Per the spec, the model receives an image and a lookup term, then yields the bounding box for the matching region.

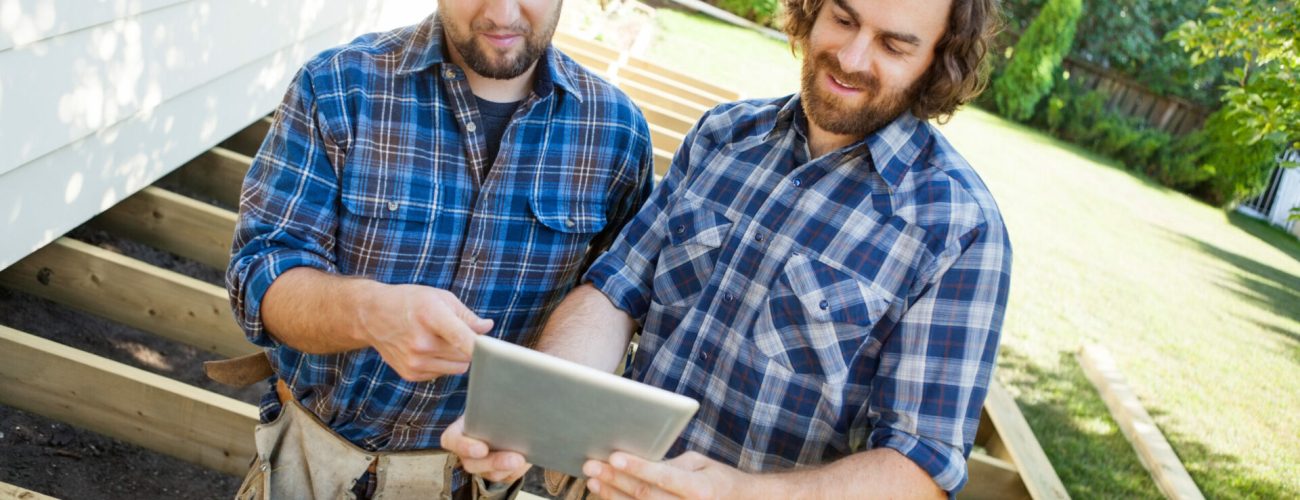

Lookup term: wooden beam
[623,57,741,101]
[553,32,622,63]
[649,123,685,156]
[1079,345,1205,500]
[619,64,728,108]
[0,482,58,500]
[0,325,258,477]
[219,116,273,157]
[619,79,711,121]
[654,148,673,177]
[163,146,251,208]
[639,101,697,136]
[985,381,1072,499]
[90,187,238,270]
[0,238,256,358]
[966,452,1031,500]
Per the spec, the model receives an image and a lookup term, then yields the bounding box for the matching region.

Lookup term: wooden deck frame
[163,146,252,208]
[90,186,238,270]
[0,325,257,477]
[0,237,254,358]
[1,481,57,500]
[219,117,273,157]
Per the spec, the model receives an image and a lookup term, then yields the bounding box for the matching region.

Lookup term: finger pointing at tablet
[443,416,532,483]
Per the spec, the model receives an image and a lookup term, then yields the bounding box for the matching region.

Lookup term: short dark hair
[781,0,1002,122]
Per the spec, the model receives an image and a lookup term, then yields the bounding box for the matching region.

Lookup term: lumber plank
[985,380,1072,499]
[649,123,685,156]
[0,238,255,358]
[654,148,674,177]
[619,79,712,121]
[966,452,1031,500]
[1079,345,1205,500]
[164,146,252,208]
[219,116,274,157]
[0,325,258,477]
[0,482,58,500]
[553,32,623,63]
[639,100,699,136]
[619,63,729,108]
[624,56,741,101]
[90,187,238,270]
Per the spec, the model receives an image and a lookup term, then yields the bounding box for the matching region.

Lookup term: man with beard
[222,0,653,496]
[447,0,1010,497]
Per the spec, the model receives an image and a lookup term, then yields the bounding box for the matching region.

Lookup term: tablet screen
[464,336,699,477]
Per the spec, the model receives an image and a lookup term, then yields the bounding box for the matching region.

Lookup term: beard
[799,51,924,137]
[440,5,560,80]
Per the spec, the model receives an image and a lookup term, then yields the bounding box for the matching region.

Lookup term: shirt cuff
[869,427,968,495]
[583,252,650,324]
[235,249,335,348]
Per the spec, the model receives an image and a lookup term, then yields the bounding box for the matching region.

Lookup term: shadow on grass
[996,347,1161,499]
[1227,211,1300,263]
[1161,227,1300,361]
[998,346,1298,498]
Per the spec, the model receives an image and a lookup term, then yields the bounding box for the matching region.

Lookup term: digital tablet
[464,335,699,478]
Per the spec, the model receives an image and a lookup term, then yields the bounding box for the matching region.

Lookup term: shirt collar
[771,94,930,189]
[396,13,584,101]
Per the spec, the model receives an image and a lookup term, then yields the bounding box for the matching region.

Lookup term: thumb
[450,301,493,334]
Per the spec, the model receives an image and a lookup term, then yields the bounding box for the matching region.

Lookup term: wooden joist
[623,56,741,102]
[619,63,729,108]
[649,123,685,157]
[0,482,58,500]
[0,325,258,477]
[164,146,252,208]
[967,452,1030,500]
[1079,345,1203,500]
[619,79,712,121]
[0,237,255,358]
[90,186,238,270]
[219,117,273,157]
[983,381,1071,499]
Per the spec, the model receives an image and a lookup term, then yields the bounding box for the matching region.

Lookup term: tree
[992,0,1083,121]
[1170,0,1300,203]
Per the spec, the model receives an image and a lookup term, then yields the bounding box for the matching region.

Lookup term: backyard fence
[1062,58,1210,136]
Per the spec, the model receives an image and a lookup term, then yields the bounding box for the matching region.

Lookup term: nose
[836,34,874,75]
[481,0,521,28]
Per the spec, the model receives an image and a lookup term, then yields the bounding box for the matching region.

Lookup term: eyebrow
[828,0,924,47]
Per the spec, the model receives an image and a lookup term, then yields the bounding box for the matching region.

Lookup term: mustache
[816,52,878,91]
[470,19,530,35]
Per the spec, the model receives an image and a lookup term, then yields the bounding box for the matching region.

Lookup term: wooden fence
[1061,58,1211,136]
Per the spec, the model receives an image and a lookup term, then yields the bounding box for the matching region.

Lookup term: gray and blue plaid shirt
[586,96,1011,494]
[227,13,653,460]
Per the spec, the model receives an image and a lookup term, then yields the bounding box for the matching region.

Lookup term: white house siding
[1271,150,1300,238]
[0,0,431,269]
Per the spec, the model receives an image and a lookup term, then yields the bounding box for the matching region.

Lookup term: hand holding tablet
[463,336,699,478]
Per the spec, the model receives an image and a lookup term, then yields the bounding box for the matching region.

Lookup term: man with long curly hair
[447,0,1011,497]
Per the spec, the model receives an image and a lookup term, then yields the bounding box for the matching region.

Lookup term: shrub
[716,0,780,27]
[991,0,1083,121]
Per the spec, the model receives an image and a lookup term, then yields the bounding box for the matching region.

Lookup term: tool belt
[211,353,513,499]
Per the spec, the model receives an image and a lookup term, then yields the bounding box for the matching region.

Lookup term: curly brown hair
[782,0,1002,122]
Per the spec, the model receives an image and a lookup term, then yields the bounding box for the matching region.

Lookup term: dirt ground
[0,226,257,498]
[0,227,561,498]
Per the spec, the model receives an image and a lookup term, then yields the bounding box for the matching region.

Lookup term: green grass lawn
[644,8,1300,499]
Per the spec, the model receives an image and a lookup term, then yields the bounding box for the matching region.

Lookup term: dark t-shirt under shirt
[475,96,522,171]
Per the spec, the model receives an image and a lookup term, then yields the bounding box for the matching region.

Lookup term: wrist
[345,278,386,346]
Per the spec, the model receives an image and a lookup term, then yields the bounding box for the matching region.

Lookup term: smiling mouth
[830,74,861,91]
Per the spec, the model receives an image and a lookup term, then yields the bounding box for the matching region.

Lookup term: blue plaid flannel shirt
[585,96,1011,494]
[226,14,653,463]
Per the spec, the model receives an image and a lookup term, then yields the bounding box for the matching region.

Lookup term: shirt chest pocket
[336,167,441,273]
[651,199,733,308]
[759,253,892,378]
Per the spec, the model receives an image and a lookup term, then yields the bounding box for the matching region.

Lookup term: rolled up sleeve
[867,221,1012,495]
[226,67,342,347]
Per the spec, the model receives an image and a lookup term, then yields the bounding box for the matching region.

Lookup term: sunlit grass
[640,8,800,99]
[644,9,1300,498]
